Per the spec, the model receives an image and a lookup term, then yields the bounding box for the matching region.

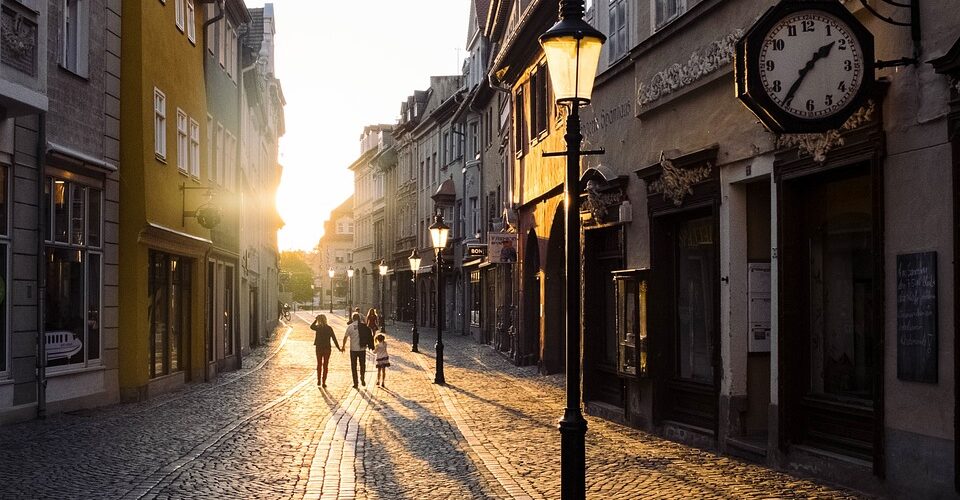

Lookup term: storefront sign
[896,252,938,383]
[487,233,517,264]
[466,245,488,258]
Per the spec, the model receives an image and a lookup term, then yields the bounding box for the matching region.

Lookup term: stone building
[238,3,284,349]
[40,0,123,415]
[315,196,353,312]
[349,125,393,316]
[487,0,959,496]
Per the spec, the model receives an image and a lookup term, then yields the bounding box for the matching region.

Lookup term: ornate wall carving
[774,101,876,162]
[0,6,37,76]
[582,179,625,224]
[636,30,743,110]
[647,159,713,207]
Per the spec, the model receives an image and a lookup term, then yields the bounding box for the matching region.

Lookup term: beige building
[349,125,393,314]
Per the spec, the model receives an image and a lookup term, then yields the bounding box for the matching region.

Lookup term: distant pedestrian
[365,308,379,334]
[310,314,341,388]
[341,312,373,388]
[347,307,361,324]
[373,334,390,387]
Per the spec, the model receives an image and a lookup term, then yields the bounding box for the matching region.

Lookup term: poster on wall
[487,233,518,264]
[748,262,771,353]
[896,252,938,383]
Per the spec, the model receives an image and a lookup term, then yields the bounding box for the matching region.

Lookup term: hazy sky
[246,0,473,251]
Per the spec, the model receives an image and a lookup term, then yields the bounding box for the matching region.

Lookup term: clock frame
[735,0,875,134]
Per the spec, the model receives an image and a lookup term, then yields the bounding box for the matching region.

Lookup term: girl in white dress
[374,334,390,387]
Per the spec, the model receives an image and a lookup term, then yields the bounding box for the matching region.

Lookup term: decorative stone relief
[775,101,876,163]
[0,8,36,74]
[636,30,743,109]
[648,159,713,207]
[951,76,960,95]
[582,179,624,224]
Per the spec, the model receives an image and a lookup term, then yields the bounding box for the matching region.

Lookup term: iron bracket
[859,0,921,68]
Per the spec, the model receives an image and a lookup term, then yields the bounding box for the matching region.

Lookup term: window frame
[189,118,200,179]
[653,0,687,32]
[154,88,167,161]
[175,0,184,32]
[176,109,188,173]
[186,0,196,43]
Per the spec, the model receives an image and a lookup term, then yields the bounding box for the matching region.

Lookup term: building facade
[315,196,353,312]
[349,125,392,316]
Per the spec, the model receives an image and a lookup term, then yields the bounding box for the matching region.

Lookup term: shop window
[45,176,102,370]
[149,251,192,377]
[614,269,650,377]
[676,215,715,383]
[470,270,481,327]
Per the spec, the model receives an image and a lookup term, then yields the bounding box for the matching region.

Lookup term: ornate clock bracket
[858,0,921,68]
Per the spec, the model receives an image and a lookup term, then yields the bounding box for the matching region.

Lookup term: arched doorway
[542,205,565,374]
[520,229,541,366]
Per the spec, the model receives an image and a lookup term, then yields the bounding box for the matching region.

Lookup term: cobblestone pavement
[0,312,869,499]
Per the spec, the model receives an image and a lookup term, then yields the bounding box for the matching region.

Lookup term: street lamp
[327,268,335,313]
[408,248,422,352]
[379,259,388,332]
[347,266,355,317]
[429,211,450,385]
[540,2,605,498]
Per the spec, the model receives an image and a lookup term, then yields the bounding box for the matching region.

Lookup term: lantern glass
[541,34,604,104]
[430,222,450,250]
[327,268,335,279]
[347,267,354,278]
[408,250,421,273]
[379,260,388,276]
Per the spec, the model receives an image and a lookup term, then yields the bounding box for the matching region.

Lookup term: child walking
[374,333,390,387]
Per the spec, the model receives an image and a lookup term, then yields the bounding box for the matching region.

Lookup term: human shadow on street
[355,376,491,498]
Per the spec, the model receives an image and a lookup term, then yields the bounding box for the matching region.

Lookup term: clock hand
[783,41,836,108]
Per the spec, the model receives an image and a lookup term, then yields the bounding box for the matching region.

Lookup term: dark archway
[542,204,566,374]
[520,229,541,366]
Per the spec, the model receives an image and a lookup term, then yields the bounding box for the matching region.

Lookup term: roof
[246,8,265,51]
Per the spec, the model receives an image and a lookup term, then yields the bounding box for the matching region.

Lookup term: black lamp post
[327,268,335,314]
[429,211,450,385]
[379,259,388,332]
[408,249,422,352]
[347,266,354,317]
[539,1,605,498]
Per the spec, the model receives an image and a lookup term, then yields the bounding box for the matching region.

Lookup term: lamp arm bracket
[858,0,921,63]
[542,148,605,158]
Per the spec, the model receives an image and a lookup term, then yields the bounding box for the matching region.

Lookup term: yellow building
[119,0,213,399]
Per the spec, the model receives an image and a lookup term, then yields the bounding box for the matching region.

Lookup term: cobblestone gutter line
[303,387,371,499]
[122,371,316,500]
[410,351,543,500]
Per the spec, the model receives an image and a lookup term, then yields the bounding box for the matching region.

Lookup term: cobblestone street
[0,312,869,499]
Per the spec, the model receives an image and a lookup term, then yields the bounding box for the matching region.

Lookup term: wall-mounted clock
[735,0,875,134]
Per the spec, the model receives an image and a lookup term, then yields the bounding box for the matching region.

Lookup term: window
[217,19,225,67]
[654,0,685,31]
[189,118,200,178]
[515,88,527,155]
[176,109,188,172]
[149,251,191,377]
[528,73,538,142]
[206,4,214,54]
[154,89,166,160]
[216,123,224,185]
[44,177,103,370]
[186,0,196,42]
[226,23,237,78]
[609,0,628,60]
[61,0,88,76]
[535,65,549,135]
[175,0,184,31]
[0,167,8,373]
[470,121,479,159]
[206,115,213,180]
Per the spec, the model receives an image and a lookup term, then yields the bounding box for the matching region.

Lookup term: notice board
[896,252,937,383]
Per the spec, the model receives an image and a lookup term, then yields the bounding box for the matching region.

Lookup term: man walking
[341,312,373,388]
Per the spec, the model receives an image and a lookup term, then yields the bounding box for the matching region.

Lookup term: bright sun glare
[262,0,472,251]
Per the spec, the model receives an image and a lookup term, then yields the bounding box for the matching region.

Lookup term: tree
[279,251,315,303]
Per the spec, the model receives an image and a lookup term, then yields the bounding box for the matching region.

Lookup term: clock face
[758,10,864,120]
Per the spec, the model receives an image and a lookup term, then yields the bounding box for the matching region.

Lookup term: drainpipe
[202,0,225,33]
[36,112,47,419]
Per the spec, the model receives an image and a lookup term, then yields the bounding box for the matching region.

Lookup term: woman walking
[365,308,380,334]
[311,314,341,388]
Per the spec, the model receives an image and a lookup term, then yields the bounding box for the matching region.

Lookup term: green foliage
[279,251,315,303]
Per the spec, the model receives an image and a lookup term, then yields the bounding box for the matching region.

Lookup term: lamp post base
[434,340,445,384]
[412,325,419,352]
[559,409,587,499]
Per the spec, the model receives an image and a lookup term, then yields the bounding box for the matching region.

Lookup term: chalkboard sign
[896,252,938,383]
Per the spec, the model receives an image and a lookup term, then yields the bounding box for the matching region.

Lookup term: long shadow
[353,378,493,498]
[442,382,553,430]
